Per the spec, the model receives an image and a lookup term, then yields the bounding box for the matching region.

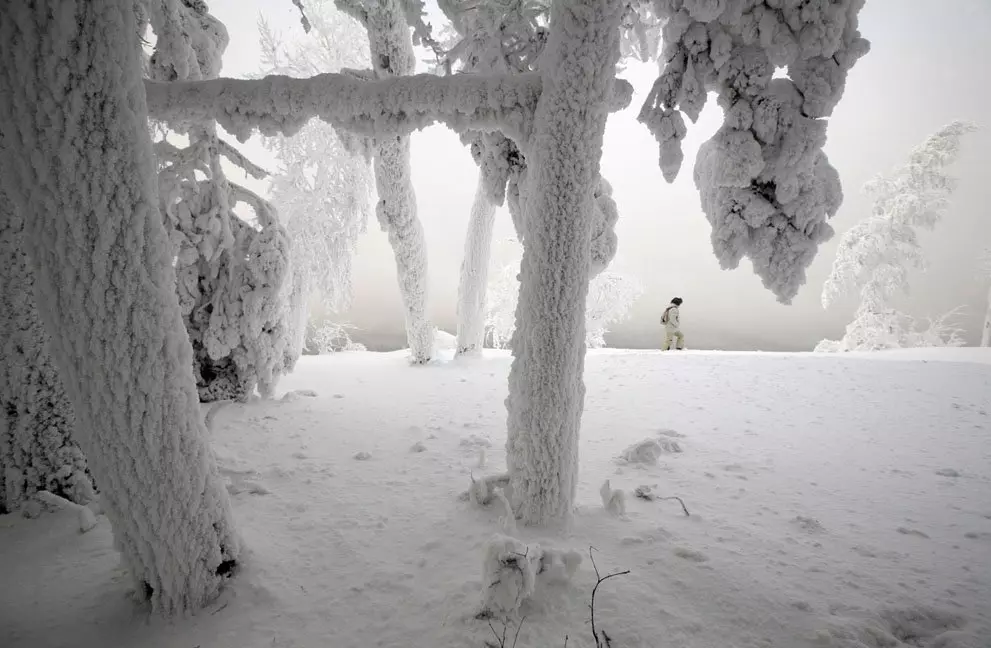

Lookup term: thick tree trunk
[0,197,94,514]
[456,178,498,355]
[506,0,624,525]
[982,284,991,347]
[366,0,433,363]
[0,0,238,613]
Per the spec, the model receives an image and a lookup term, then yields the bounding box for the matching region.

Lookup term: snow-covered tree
[149,0,293,402]
[485,239,643,350]
[0,0,238,612]
[140,0,867,524]
[257,3,375,364]
[638,0,870,303]
[819,121,976,351]
[0,196,95,514]
[335,0,435,364]
[980,248,991,348]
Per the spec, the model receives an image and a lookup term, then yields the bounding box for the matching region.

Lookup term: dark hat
[671,297,683,305]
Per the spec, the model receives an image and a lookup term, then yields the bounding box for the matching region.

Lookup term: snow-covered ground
[2,349,989,648]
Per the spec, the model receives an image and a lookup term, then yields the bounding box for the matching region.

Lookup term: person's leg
[663,331,673,351]
[676,331,685,350]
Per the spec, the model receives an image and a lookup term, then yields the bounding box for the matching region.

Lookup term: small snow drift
[465,473,512,507]
[618,437,682,465]
[599,480,626,516]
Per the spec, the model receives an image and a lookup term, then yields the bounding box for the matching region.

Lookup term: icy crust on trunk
[0,198,94,513]
[456,180,498,355]
[506,0,625,525]
[362,0,434,364]
[638,0,870,303]
[0,0,238,613]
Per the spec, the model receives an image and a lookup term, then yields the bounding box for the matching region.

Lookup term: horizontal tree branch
[144,72,633,143]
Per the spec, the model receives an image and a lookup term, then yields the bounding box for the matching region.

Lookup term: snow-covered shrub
[820,122,976,351]
[478,534,583,618]
[638,0,871,303]
[306,321,366,354]
[0,197,94,513]
[150,1,292,401]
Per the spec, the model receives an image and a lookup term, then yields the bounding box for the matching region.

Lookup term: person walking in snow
[661,297,684,351]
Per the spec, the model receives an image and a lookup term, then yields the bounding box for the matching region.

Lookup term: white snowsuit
[662,305,684,350]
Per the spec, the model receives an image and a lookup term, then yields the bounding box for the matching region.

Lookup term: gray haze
[211,0,991,351]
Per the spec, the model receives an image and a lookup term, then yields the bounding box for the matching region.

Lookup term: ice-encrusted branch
[144,72,632,143]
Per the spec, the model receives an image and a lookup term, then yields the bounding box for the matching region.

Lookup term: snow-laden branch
[144,72,633,142]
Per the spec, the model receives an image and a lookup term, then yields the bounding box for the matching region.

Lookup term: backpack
[661,306,674,324]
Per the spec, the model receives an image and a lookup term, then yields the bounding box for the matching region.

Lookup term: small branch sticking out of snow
[588,547,630,648]
[633,485,690,516]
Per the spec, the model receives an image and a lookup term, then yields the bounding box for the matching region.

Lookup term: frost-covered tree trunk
[456,178,498,355]
[506,0,624,525]
[360,0,433,363]
[0,197,94,514]
[982,284,991,347]
[0,0,238,612]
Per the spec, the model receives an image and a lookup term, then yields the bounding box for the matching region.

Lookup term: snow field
[1,349,989,647]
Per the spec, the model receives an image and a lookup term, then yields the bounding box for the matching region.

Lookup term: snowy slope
[2,350,989,648]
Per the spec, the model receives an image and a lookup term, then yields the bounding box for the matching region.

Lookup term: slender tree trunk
[366,0,433,363]
[0,196,94,513]
[506,0,624,525]
[982,283,991,347]
[456,178,498,355]
[0,0,238,613]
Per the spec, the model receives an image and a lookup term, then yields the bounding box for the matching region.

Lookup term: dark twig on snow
[485,616,526,648]
[588,547,630,648]
[658,495,690,517]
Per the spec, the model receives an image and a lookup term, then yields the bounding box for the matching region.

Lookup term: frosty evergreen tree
[257,2,375,359]
[150,0,293,401]
[0,0,239,613]
[0,197,94,514]
[819,121,976,351]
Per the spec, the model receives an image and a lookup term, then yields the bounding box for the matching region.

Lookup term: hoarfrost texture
[257,2,374,362]
[638,0,871,303]
[0,0,239,613]
[150,0,292,401]
[0,196,94,514]
[818,122,976,352]
[505,0,625,525]
[334,0,434,364]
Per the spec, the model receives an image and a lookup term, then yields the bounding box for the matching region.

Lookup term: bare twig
[658,495,690,517]
[588,547,630,648]
[512,616,526,648]
[210,601,228,615]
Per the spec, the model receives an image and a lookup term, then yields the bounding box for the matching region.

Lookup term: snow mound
[618,438,682,465]
[281,389,318,402]
[478,535,583,618]
[599,480,626,516]
[353,451,372,461]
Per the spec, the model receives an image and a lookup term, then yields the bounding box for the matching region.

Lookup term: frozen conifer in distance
[0,0,238,612]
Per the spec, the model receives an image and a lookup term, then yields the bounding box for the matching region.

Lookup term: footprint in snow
[935,468,962,478]
[410,441,427,453]
[963,531,991,542]
[354,451,372,461]
[673,547,708,563]
[896,527,930,539]
[793,516,826,534]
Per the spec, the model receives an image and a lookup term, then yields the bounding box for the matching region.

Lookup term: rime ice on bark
[0,197,94,514]
[151,0,292,401]
[505,0,625,525]
[639,0,870,303]
[0,0,238,612]
[819,122,976,352]
[456,179,498,355]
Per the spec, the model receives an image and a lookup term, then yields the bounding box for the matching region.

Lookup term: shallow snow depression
[2,349,989,647]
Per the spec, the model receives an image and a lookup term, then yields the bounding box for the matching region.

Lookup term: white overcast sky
[208,0,991,350]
